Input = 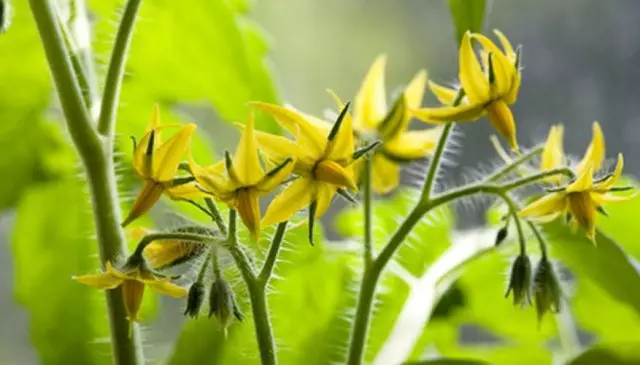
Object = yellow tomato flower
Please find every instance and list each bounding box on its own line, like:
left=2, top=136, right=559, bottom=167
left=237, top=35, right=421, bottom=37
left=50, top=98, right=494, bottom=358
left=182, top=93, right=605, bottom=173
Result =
left=342, top=55, right=443, bottom=194
left=122, top=105, right=196, bottom=227
left=189, top=114, right=294, bottom=240
left=74, top=261, right=187, bottom=323
left=248, top=101, right=359, bottom=241
left=130, top=227, right=207, bottom=269
left=520, top=123, right=631, bottom=241
left=413, top=30, right=522, bottom=150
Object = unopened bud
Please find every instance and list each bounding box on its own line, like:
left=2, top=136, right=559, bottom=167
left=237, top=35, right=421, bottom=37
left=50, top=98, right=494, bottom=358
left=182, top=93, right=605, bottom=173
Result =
left=533, top=258, right=562, bottom=323
left=495, top=226, right=509, bottom=246
left=184, top=282, right=206, bottom=318
left=505, top=254, right=531, bottom=306
left=209, top=278, right=243, bottom=328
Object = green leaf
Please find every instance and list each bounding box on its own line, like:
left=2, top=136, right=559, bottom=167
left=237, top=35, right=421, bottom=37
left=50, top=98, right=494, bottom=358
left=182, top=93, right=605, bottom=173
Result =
left=543, top=222, right=640, bottom=316
left=12, top=180, right=110, bottom=364
left=446, top=0, right=486, bottom=44
left=568, top=342, right=640, bottom=365
left=0, top=1, right=74, bottom=210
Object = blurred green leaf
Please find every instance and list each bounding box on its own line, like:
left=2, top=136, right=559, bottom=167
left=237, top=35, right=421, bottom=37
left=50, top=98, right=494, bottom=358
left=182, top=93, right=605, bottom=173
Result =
left=544, top=222, right=640, bottom=316
left=568, top=342, right=640, bottom=365
left=12, top=180, right=110, bottom=364
left=446, top=0, right=486, bottom=44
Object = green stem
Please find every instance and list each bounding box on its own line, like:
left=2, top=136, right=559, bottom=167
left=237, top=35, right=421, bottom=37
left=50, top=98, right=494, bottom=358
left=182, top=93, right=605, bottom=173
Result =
left=501, top=167, right=573, bottom=191
left=487, top=146, right=544, bottom=182
left=500, top=193, right=527, bottom=256
left=205, top=198, right=228, bottom=235
left=97, top=0, right=142, bottom=136
left=29, top=1, right=143, bottom=364
left=225, top=210, right=277, bottom=365
left=258, top=221, right=288, bottom=285
left=347, top=167, right=563, bottom=363
left=362, top=157, right=374, bottom=267
left=196, top=251, right=211, bottom=283
left=528, top=221, right=549, bottom=258
left=211, top=247, right=222, bottom=278
left=420, top=122, right=454, bottom=202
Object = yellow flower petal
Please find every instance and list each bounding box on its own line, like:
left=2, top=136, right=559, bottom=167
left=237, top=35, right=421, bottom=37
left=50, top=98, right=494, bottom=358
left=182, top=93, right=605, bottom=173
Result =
left=567, top=191, right=597, bottom=240
left=314, top=183, right=338, bottom=219
left=494, top=29, right=515, bottom=63
left=239, top=125, right=312, bottom=170
left=326, top=89, right=356, bottom=134
left=73, top=272, right=123, bottom=289
left=233, top=114, right=264, bottom=186
left=384, top=127, right=443, bottom=160
left=148, top=280, right=188, bottom=298
left=595, top=154, right=624, bottom=192
left=591, top=191, right=635, bottom=205
left=134, top=130, right=154, bottom=179
left=262, top=178, right=314, bottom=226
left=257, top=158, right=295, bottom=193
left=405, top=70, right=428, bottom=110
left=122, top=181, right=165, bottom=227
left=152, top=124, right=196, bottom=182
left=122, top=279, right=146, bottom=322
left=412, top=102, right=486, bottom=124
left=324, top=105, right=355, bottom=163
left=105, top=261, right=132, bottom=280
left=249, top=102, right=326, bottom=158
left=143, top=240, right=202, bottom=269
left=566, top=163, right=594, bottom=193
left=459, top=32, right=490, bottom=104
left=147, top=104, right=162, bottom=134
left=314, top=160, right=357, bottom=191
left=371, top=154, right=400, bottom=194
left=577, top=122, right=605, bottom=174
left=540, top=125, right=565, bottom=172
left=487, top=100, right=518, bottom=150
left=236, top=188, right=262, bottom=240
left=354, top=54, right=388, bottom=130
left=471, top=33, right=513, bottom=97
left=165, top=182, right=207, bottom=201
left=519, top=193, right=567, bottom=219
left=428, top=81, right=458, bottom=106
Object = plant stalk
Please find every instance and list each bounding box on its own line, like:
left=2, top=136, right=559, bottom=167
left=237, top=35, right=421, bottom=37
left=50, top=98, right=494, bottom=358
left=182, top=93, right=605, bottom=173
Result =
left=28, top=1, right=144, bottom=364
left=362, top=157, right=374, bottom=267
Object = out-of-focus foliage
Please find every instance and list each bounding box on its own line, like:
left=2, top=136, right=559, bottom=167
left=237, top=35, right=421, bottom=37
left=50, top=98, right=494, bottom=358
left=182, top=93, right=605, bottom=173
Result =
left=446, top=0, right=486, bottom=44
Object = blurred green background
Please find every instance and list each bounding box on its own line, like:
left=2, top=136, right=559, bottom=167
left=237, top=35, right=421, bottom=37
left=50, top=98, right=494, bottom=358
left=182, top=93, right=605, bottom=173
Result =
left=2, top=0, right=640, bottom=364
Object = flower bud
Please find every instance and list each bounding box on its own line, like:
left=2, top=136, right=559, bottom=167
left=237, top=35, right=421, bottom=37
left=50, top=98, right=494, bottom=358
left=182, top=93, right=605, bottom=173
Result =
left=184, top=282, right=206, bottom=318
left=209, top=278, right=243, bottom=328
left=533, top=258, right=562, bottom=323
left=495, top=226, right=508, bottom=246
left=505, top=254, right=531, bottom=306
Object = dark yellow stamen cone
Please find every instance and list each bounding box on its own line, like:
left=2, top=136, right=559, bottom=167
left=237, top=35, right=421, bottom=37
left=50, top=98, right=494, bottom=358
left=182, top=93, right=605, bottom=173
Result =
left=122, top=181, right=165, bottom=227
left=487, top=100, right=517, bottom=151
left=314, top=160, right=356, bottom=190
left=236, top=188, right=261, bottom=241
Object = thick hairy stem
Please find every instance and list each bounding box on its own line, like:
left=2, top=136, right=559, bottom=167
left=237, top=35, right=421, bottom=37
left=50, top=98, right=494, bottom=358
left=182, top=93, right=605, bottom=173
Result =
left=362, top=157, right=374, bottom=268
left=28, top=1, right=144, bottom=364
left=226, top=210, right=277, bottom=365
left=97, top=0, right=142, bottom=136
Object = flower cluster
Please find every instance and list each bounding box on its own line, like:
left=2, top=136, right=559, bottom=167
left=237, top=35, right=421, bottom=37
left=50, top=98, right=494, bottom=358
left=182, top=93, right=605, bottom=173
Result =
left=73, top=29, right=634, bottom=327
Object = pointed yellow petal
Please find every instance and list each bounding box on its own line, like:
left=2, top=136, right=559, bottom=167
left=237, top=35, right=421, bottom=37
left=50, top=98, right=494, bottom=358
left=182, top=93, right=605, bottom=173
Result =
left=412, top=102, right=486, bottom=124
left=257, top=158, right=295, bottom=193
left=105, top=261, right=132, bottom=280
left=165, top=182, right=208, bottom=201
left=428, top=81, right=458, bottom=106
left=371, top=154, right=400, bottom=194
left=595, top=154, right=624, bottom=191
left=314, top=183, right=338, bottom=219
left=249, top=102, right=326, bottom=158
left=567, top=191, right=597, bottom=239
left=354, top=54, right=388, bottom=130
left=459, top=32, right=490, bottom=103
left=325, top=105, right=355, bottom=163
left=147, top=104, right=161, bottom=133
left=494, top=30, right=515, bottom=63
left=152, top=124, right=196, bottom=182
left=519, top=193, right=567, bottom=219
left=524, top=211, right=562, bottom=224
left=134, top=130, right=154, bottom=178
left=405, top=70, right=428, bottom=110
left=384, top=127, right=443, bottom=160
left=149, top=280, right=188, bottom=298
left=591, top=191, right=635, bottom=205
left=122, top=279, right=146, bottom=322
left=577, top=122, right=605, bottom=173
left=122, top=181, right=165, bottom=227
left=326, top=89, right=356, bottom=134
left=540, top=125, right=565, bottom=171
left=471, top=33, right=513, bottom=97
left=237, top=124, right=309, bottom=168
left=73, top=272, right=123, bottom=289
left=233, top=114, right=264, bottom=186
left=236, top=188, right=262, bottom=240
left=567, top=163, right=594, bottom=193
left=314, top=160, right=357, bottom=191
left=262, top=178, right=314, bottom=226
left=487, top=100, right=518, bottom=151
